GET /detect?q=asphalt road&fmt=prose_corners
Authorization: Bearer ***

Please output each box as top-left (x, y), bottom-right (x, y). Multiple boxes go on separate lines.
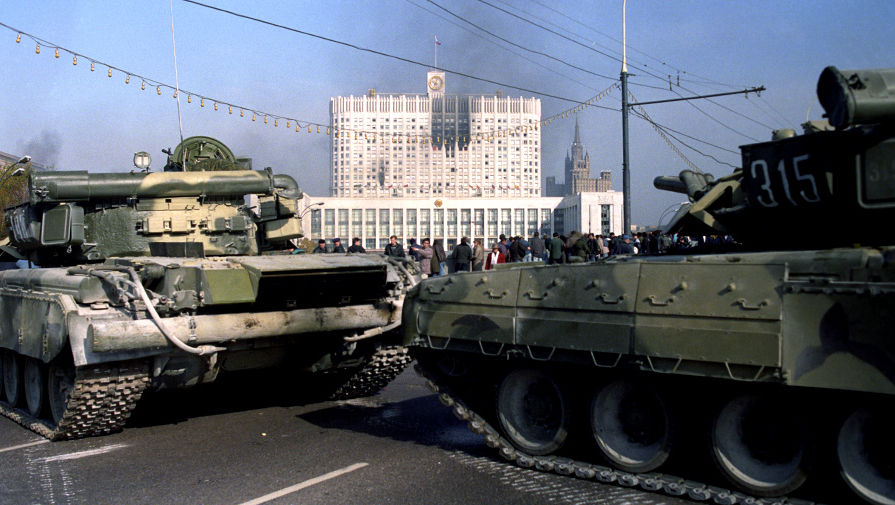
top-left (0, 368), bottom-right (696, 505)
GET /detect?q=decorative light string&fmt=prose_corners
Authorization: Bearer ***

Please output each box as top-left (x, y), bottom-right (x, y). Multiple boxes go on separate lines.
top-left (3, 21), bottom-right (616, 145)
top-left (629, 90), bottom-right (699, 172)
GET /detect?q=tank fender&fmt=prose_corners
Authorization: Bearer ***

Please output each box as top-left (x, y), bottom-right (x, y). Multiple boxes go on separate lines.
top-left (0, 290), bottom-right (74, 363)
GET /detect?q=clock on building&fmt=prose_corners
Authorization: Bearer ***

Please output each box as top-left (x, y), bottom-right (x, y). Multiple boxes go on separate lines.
top-left (428, 75), bottom-right (444, 91)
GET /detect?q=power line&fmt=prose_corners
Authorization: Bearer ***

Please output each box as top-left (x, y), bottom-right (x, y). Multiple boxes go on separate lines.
top-left (631, 109), bottom-right (739, 169)
top-left (422, 0), bottom-right (618, 82)
top-left (182, 0), bottom-right (586, 105)
top-left (630, 110), bottom-right (740, 156)
top-left (527, 0), bottom-right (746, 90)
top-left (402, 0), bottom-right (594, 91)
top-left (478, 0), bottom-right (704, 90)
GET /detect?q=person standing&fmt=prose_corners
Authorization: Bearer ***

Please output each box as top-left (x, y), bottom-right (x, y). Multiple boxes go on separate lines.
top-left (418, 238), bottom-right (434, 277)
top-left (529, 232), bottom-right (545, 262)
top-left (548, 233), bottom-right (564, 265)
top-left (453, 237), bottom-right (472, 273)
top-left (384, 235), bottom-right (405, 258)
top-left (312, 239), bottom-right (327, 253)
top-left (472, 239), bottom-right (485, 271)
top-left (497, 234), bottom-right (509, 257)
top-left (348, 237), bottom-right (366, 253)
top-left (485, 243), bottom-right (506, 270)
top-left (432, 239), bottom-right (447, 276)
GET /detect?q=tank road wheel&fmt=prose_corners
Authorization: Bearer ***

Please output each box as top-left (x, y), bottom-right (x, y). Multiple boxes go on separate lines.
top-left (711, 394), bottom-right (811, 496)
top-left (2, 351), bottom-right (23, 407)
top-left (590, 380), bottom-right (673, 473)
top-left (837, 408), bottom-right (895, 505)
top-left (496, 369), bottom-right (569, 455)
top-left (48, 360), bottom-right (76, 425)
top-left (23, 358), bottom-right (47, 417)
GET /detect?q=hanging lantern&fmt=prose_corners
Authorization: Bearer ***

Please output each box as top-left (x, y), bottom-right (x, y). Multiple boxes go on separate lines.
top-left (213, 102), bottom-right (218, 111)
top-left (107, 67), bottom-right (112, 78)
top-left (35, 43), bottom-right (40, 54)
top-left (240, 109), bottom-right (244, 117)
top-left (187, 95), bottom-right (191, 103)
top-left (90, 62), bottom-right (94, 71)
top-left (73, 55), bottom-right (77, 65)
top-left (16, 33), bottom-right (21, 43)
top-left (200, 98), bottom-right (205, 107)
top-left (125, 74), bottom-right (130, 84)
top-left (229, 106), bottom-right (233, 114)
top-left (156, 86), bottom-right (161, 95)
top-left (141, 81), bottom-right (145, 90)
top-left (55, 48), bottom-right (59, 58)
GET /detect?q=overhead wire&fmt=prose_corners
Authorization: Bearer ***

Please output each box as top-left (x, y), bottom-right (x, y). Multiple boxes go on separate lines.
top-left (422, 0), bottom-right (618, 82)
top-left (402, 0), bottom-right (594, 91)
top-left (181, 0), bottom-right (586, 105)
top-left (527, 0), bottom-right (746, 90)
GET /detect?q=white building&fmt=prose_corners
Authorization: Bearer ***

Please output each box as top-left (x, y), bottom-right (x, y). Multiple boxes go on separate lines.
top-left (299, 192), bottom-right (623, 252)
top-left (330, 71), bottom-right (542, 199)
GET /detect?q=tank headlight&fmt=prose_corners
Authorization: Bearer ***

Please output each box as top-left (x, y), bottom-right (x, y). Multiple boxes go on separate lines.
top-left (133, 151), bottom-right (152, 171)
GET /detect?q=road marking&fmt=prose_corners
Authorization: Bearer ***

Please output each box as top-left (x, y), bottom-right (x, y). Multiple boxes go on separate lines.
top-left (39, 443), bottom-right (128, 463)
top-left (240, 462), bottom-right (369, 505)
top-left (0, 439), bottom-right (49, 454)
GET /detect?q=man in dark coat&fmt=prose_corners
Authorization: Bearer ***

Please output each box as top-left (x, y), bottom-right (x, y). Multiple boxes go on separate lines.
top-left (312, 239), bottom-right (327, 253)
top-left (453, 236), bottom-right (472, 272)
top-left (548, 233), bottom-right (564, 265)
top-left (331, 238), bottom-right (346, 253)
top-left (384, 235), bottom-right (405, 258)
top-left (347, 237), bottom-right (366, 253)
top-left (529, 232), bottom-right (545, 262)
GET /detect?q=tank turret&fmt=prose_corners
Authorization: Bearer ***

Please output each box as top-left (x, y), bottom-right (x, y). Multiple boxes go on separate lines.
top-left (657, 66), bottom-right (895, 249)
top-left (1, 136), bottom-right (303, 265)
top-left (0, 136), bottom-right (418, 442)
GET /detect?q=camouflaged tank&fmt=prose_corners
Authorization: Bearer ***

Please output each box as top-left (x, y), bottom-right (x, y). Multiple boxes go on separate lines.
top-left (0, 136), bottom-right (418, 440)
top-left (404, 66), bottom-right (895, 505)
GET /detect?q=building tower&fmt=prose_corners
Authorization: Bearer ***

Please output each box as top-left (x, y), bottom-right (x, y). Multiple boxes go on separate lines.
top-left (563, 118), bottom-right (599, 193)
top-left (329, 72), bottom-right (542, 199)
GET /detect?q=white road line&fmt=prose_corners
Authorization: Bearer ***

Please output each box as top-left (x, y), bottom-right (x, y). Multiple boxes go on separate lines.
top-left (39, 443), bottom-right (128, 463)
top-left (239, 462), bottom-right (370, 505)
top-left (0, 439), bottom-right (49, 454)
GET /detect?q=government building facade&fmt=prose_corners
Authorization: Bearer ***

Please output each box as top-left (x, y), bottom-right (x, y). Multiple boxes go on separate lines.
top-left (298, 71), bottom-right (624, 251)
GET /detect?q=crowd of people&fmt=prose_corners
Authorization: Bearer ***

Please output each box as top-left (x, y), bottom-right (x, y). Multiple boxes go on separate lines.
top-left (304, 230), bottom-right (737, 277)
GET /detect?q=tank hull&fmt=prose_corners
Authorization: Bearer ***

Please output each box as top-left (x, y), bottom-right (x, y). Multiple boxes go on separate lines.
top-left (0, 253), bottom-right (416, 440)
top-left (404, 250), bottom-right (895, 503)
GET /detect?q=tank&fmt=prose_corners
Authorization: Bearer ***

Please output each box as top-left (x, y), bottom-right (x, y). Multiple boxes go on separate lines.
top-left (0, 136), bottom-right (418, 440)
top-left (403, 66), bottom-right (895, 505)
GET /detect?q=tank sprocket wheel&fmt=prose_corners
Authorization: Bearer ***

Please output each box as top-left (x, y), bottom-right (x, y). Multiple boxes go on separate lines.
top-left (590, 379), bottom-right (673, 473)
top-left (711, 393), bottom-right (812, 496)
top-left (47, 358), bottom-right (76, 425)
top-left (837, 408), bottom-right (895, 505)
top-left (23, 357), bottom-right (47, 417)
top-left (2, 351), bottom-right (23, 407)
top-left (496, 368), bottom-right (569, 456)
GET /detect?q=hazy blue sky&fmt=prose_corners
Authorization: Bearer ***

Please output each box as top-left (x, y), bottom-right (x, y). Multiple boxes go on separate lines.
top-left (1, 1), bottom-right (892, 225)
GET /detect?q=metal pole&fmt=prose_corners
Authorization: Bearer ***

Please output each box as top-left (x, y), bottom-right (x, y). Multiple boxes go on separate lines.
top-left (621, 0), bottom-right (631, 233)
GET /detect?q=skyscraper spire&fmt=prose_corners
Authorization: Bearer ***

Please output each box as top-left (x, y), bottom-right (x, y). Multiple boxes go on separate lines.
top-left (574, 116), bottom-right (581, 145)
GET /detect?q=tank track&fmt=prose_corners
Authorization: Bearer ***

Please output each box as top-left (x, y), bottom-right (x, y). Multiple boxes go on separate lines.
top-left (414, 363), bottom-right (820, 505)
top-left (329, 346), bottom-right (413, 400)
top-left (0, 361), bottom-right (150, 441)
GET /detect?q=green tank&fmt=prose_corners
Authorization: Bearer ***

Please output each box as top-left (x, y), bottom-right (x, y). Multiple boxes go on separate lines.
top-left (404, 66), bottom-right (895, 504)
top-left (0, 136), bottom-right (418, 440)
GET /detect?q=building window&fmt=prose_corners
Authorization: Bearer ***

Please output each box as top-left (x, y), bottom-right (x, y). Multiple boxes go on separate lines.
top-left (420, 209), bottom-right (430, 238)
top-left (501, 209), bottom-right (512, 237)
top-left (338, 209), bottom-right (349, 239)
top-left (365, 238), bottom-right (376, 251)
top-left (601, 205), bottom-right (611, 235)
top-left (487, 209), bottom-right (498, 237)
top-left (541, 209), bottom-right (552, 236)
top-left (324, 209), bottom-right (335, 238)
top-left (553, 209), bottom-right (565, 236)
top-left (379, 209), bottom-right (389, 238)
top-left (365, 209), bottom-right (376, 238)
top-left (460, 209), bottom-right (471, 238)
top-left (311, 209), bottom-right (322, 237)
top-left (407, 209), bottom-right (417, 240)
top-left (392, 209), bottom-right (403, 239)
top-left (474, 209), bottom-right (484, 236)
top-left (447, 208), bottom-right (458, 239)
top-left (527, 209), bottom-right (538, 236)
top-left (434, 208), bottom-right (444, 239)
top-left (351, 209), bottom-right (362, 237)
top-left (514, 209), bottom-right (524, 237)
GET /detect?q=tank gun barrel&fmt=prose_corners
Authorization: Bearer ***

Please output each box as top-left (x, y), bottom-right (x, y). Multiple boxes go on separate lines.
top-left (28, 170), bottom-right (291, 204)
top-left (653, 176), bottom-right (688, 194)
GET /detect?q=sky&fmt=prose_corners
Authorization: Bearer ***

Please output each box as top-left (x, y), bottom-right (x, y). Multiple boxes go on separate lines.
top-left (0, 0), bottom-right (892, 226)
